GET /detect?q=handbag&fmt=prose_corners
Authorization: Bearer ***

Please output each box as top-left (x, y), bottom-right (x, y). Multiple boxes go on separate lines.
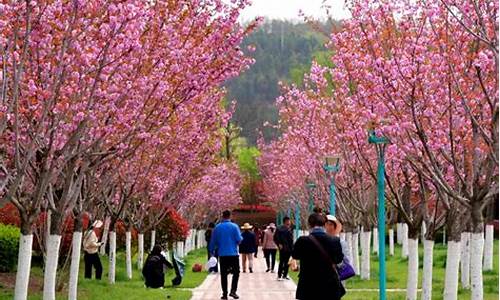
top-left (337, 256), bottom-right (355, 280)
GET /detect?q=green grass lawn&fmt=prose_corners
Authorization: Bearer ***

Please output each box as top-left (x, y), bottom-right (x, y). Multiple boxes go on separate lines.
top-left (0, 248), bottom-right (208, 300)
top-left (288, 241), bottom-right (499, 300)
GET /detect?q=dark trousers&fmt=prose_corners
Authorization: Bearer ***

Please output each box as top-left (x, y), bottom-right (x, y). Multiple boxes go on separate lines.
top-left (219, 256), bottom-right (240, 295)
top-left (84, 252), bottom-right (102, 279)
top-left (277, 250), bottom-right (291, 278)
top-left (263, 249), bottom-right (277, 270)
top-left (207, 248), bottom-right (219, 273)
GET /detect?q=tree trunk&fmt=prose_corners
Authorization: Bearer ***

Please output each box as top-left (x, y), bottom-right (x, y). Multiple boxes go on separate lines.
top-left (443, 240), bottom-right (461, 300)
top-left (460, 232), bottom-right (470, 289)
top-left (483, 224), bottom-right (494, 271)
top-left (401, 223), bottom-right (409, 258)
top-left (14, 234), bottom-right (33, 300)
top-left (389, 228), bottom-right (394, 256)
top-left (352, 231), bottom-right (360, 275)
top-left (68, 231), bottom-right (82, 300)
top-left (421, 222), bottom-right (427, 242)
top-left (99, 216), bottom-right (110, 255)
top-left (372, 227), bottom-right (378, 255)
top-left (108, 231), bottom-right (117, 284)
top-left (397, 223), bottom-right (402, 245)
top-left (137, 233), bottom-right (144, 270)
top-left (422, 239), bottom-right (434, 300)
top-left (43, 234), bottom-right (62, 300)
top-left (470, 232), bottom-right (484, 300)
top-left (406, 238), bottom-right (419, 300)
top-left (125, 231), bottom-right (132, 280)
top-left (345, 232), bottom-right (353, 263)
top-left (360, 230), bottom-right (371, 280)
top-left (150, 230), bottom-right (156, 252)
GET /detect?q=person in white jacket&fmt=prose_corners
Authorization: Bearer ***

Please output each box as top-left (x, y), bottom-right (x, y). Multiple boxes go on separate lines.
top-left (83, 220), bottom-right (103, 279)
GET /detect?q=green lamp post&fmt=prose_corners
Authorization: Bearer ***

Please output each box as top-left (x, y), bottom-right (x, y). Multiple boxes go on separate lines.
top-left (306, 181), bottom-right (316, 213)
top-left (368, 124), bottom-right (390, 300)
top-left (323, 155), bottom-right (341, 216)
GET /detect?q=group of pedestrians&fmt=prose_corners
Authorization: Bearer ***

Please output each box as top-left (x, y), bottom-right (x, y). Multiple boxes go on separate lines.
top-left (208, 208), bottom-right (348, 300)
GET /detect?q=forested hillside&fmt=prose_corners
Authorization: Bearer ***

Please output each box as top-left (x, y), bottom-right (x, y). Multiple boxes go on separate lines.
top-left (226, 20), bottom-right (335, 145)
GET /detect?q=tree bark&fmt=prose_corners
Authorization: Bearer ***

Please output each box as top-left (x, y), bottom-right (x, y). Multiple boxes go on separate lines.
top-left (43, 234), bottom-right (62, 300)
top-left (406, 238), bottom-right (419, 300)
top-left (108, 231), bottom-right (117, 284)
top-left (14, 234), bottom-right (33, 300)
top-left (422, 239), bottom-right (434, 300)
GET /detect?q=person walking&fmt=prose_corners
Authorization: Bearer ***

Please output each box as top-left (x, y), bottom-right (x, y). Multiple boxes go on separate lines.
top-left (205, 222), bottom-right (218, 273)
top-left (142, 245), bottom-right (173, 288)
top-left (209, 210), bottom-right (242, 300)
top-left (274, 216), bottom-right (294, 280)
top-left (83, 220), bottom-right (103, 280)
top-left (262, 223), bottom-right (278, 272)
top-left (253, 226), bottom-right (261, 258)
top-left (292, 212), bottom-right (345, 299)
top-left (239, 223), bottom-right (257, 273)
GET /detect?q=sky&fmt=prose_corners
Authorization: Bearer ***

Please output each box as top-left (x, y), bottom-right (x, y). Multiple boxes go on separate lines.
top-left (238, 0), bottom-right (351, 22)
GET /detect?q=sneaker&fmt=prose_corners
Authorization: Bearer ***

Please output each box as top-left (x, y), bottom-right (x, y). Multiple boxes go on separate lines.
top-left (229, 292), bottom-right (240, 299)
top-left (265, 269), bottom-right (270, 272)
top-left (249, 268), bottom-right (253, 273)
top-left (221, 295), bottom-right (228, 300)
top-left (276, 277), bottom-right (282, 281)
top-left (270, 269), bottom-right (275, 273)
top-left (283, 276), bottom-right (290, 280)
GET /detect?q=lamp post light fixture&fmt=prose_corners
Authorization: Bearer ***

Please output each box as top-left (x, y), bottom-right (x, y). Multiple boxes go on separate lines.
top-left (368, 123), bottom-right (390, 300)
top-left (323, 155), bottom-right (341, 216)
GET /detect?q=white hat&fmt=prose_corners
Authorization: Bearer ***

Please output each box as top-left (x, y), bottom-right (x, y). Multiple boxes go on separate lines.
top-left (326, 215), bottom-right (342, 230)
top-left (241, 223), bottom-right (253, 230)
top-left (92, 220), bottom-right (103, 228)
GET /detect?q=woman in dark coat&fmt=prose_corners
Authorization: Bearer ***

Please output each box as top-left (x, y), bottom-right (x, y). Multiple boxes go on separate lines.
top-left (239, 223), bottom-right (257, 273)
top-left (142, 245), bottom-right (173, 288)
top-left (292, 212), bottom-right (345, 300)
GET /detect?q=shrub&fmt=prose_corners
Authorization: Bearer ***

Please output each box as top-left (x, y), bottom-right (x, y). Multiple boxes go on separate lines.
top-left (156, 209), bottom-right (190, 248)
top-left (0, 224), bottom-right (20, 272)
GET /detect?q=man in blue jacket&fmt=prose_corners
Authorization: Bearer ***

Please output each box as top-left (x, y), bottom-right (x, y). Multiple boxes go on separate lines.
top-left (209, 210), bottom-right (242, 299)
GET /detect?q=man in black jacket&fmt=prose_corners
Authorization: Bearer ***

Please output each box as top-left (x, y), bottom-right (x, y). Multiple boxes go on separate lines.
top-left (292, 212), bottom-right (345, 300)
top-left (273, 216), bottom-right (294, 280)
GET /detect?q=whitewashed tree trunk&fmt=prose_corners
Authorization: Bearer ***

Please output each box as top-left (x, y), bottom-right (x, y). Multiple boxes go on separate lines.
top-left (108, 231), bottom-right (117, 284)
top-left (389, 229), bottom-right (394, 256)
top-left (340, 232), bottom-right (346, 241)
top-left (352, 232), bottom-right (360, 275)
top-left (443, 230), bottom-right (446, 246)
top-left (372, 228), bottom-right (378, 255)
top-left (100, 217), bottom-right (111, 255)
top-left (43, 234), bottom-right (62, 300)
top-left (68, 232), bottom-right (83, 300)
top-left (150, 230), bottom-right (156, 252)
top-left (137, 233), bottom-right (144, 270)
top-left (45, 211), bottom-right (52, 251)
top-left (397, 223), bottom-right (402, 245)
top-left (402, 224), bottom-right (409, 258)
top-left (14, 234), bottom-right (33, 300)
top-left (422, 239), bottom-right (434, 300)
top-left (360, 230), bottom-right (371, 280)
top-left (484, 225), bottom-right (494, 271)
top-left (460, 232), bottom-right (470, 289)
top-left (443, 240), bottom-right (461, 300)
top-left (125, 231), bottom-right (132, 280)
top-left (345, 232), bottom-right (353, 263)
top-left (406, 238), bottom-right (419, 300)
top-left (470, 233), bottom-right (484, 300)
top-left (421, 222), bottom-right (427, 242)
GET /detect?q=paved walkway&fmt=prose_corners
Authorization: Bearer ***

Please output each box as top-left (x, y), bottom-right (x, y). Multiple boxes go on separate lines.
top-left (191, 250), bottom-right (296, 300)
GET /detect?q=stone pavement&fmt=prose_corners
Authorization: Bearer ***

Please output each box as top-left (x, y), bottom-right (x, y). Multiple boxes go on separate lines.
top-left (191, 250), bottom-right (296, 300)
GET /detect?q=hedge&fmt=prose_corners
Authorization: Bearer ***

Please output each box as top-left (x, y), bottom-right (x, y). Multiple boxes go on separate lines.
top-left (0, 223), bottom-right (20, 272)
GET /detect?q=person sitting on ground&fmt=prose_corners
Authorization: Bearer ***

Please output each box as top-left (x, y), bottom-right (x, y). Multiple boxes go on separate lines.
top-left (239, 223), bottom-right (257, 273)
top-left (142, 245), bottom-right (173, 289)
top-left (292, 212), bottom-right (345, 299)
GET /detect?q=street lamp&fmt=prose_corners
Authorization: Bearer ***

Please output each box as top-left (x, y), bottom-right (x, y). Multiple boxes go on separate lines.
top-left (323, 155), bottom-right (341, 216)
top-left (294, 200), bottom-right (301, 241)
top-left (368, 123), bottom-right (390, 300)
top-left (306, 180), bottom-right (316, 213)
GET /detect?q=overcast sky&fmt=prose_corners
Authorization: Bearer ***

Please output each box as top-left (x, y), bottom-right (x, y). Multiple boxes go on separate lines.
top-left (238, 0), bottom-right (350, 22)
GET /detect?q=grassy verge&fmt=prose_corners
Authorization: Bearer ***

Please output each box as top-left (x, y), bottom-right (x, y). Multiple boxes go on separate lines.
top-left (0, 248), bottom-right (208, 300)
top-left (288, 240), bottom-right (498, 300)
